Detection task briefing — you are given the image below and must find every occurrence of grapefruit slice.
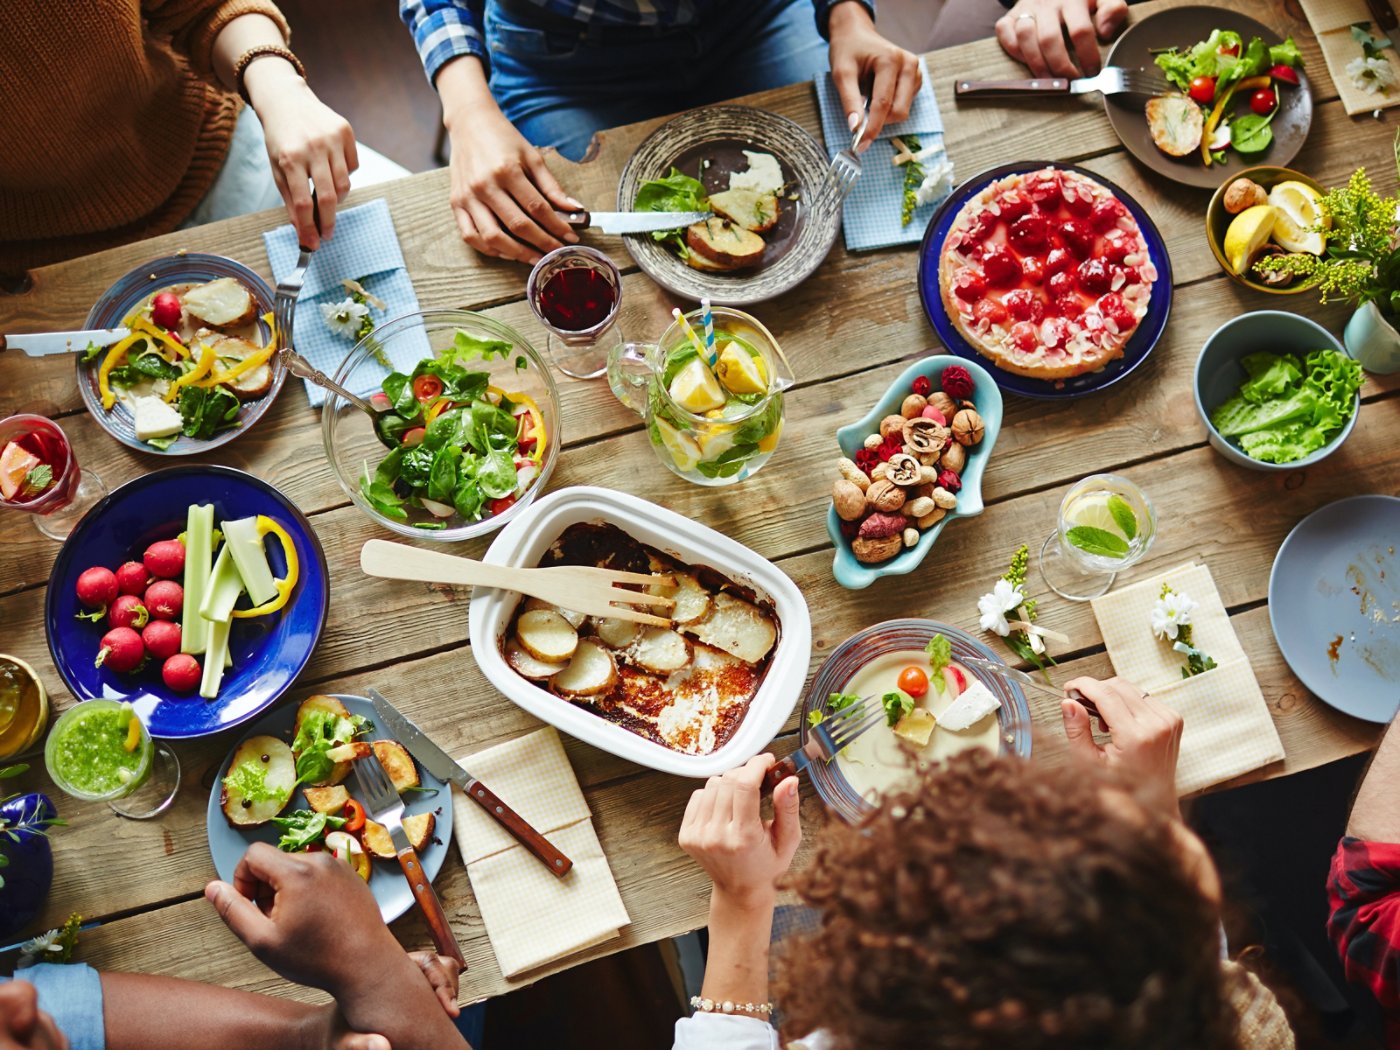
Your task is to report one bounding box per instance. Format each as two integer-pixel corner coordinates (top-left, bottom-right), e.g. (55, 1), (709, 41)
(0, 441), (41, 501)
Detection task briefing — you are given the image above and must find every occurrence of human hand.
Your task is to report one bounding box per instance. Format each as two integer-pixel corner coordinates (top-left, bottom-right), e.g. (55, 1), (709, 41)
(204, 842), (393, 996)
(1061, 676), (1183, 817)
(408, 951), (462, 1018)
(995, 0), (1128, 77)
(0, 982), (65, 1050)
(827, 1), (923, 150)
(245, 60), (358, 249)
(678, 753), (801, 912)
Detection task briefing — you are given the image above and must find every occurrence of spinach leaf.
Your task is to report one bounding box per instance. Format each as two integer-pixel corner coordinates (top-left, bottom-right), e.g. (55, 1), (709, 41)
(453, 474), (486, 521)
(634, 167), (708, 217)
(179, 385), (240, 439)
(270, 809), (346, 852)
(467, 400), (518, 453)
(423, 406), (466, 452)
(398, 444), (436, 489)
(382, 372), (422, 420)
(360, 447), (409, 520)
(109, 347), (182, 387)
(477, 447), (519, 499)
(427, 444), (463, 503)
(451, 330), (513, 363)
(1231, 109), (1277, 154)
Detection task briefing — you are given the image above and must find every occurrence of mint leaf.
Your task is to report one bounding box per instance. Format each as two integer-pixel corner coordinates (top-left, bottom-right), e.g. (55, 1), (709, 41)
(1066, 525), (1129, 558)
(20, 464), (53, 498)
(1106, 495), (1138, 541)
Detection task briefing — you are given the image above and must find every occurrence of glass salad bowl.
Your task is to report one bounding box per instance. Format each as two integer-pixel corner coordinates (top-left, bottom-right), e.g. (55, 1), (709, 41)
(321, 310), (562, 542)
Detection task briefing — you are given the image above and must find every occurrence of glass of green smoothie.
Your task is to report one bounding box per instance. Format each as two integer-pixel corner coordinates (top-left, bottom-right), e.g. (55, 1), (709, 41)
(44, 700), (180, 819)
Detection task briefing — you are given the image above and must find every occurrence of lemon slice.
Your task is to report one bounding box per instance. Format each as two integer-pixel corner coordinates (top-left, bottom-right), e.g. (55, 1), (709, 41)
(757, 417), (783, 454)
(1064, 492), (1136, 541)
(1222, 205), (1278, 275)
(1267, 181), (1328, 255)
(654, 417), (702, 472)
(714, 342), (768, 395)
(668, 357), (726, 413)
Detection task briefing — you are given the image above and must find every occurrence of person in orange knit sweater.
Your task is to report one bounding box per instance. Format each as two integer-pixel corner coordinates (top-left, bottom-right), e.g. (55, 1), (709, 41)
(0, 1), (386, 284)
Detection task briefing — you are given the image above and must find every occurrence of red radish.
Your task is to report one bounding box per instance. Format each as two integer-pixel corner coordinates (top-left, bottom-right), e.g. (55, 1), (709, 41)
(369, 392), (392, 412)
(151, 292), (183, 330)
(920, 406), (947, 426)
(943, 663), (968, 698)
(96, 627), (144, 673)
(162, 653), (201, 693)
(76, 566), (118, 610)
(144, 580), (183, 621)
(1269, 64), (1300, 86)
(401, 427), (426, 447)
(116, 561), (149, 596)
(109, 594), (149, 630)
(143, 539), (185, 579)
(142, 619), (182, 661)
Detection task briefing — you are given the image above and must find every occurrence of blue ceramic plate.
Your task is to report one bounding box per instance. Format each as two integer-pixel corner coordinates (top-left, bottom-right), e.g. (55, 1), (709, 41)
(81, 254), (282, 455)
(45, 466), (328, 738)
(206, 694), (453, 923)
(1268, 495), (1400, 723)
(917, 161), (1173, 400)
(828, 356), (1001, 590)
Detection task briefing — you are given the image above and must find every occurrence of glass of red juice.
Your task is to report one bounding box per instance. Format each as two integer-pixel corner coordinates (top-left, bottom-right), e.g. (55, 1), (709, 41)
(527, 246), (623, 379)
(0, 414), (106, 540)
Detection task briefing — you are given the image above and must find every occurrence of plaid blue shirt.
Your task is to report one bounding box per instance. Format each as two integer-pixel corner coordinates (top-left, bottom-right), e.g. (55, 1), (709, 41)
(400, 0), (871, 85)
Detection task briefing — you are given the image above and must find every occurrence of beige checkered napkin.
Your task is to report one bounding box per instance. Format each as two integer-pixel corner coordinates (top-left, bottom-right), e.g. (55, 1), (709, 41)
(1297, 0), (1400, 115)
(1090, 563), (1284, 795)
(452, 727), (630, 978)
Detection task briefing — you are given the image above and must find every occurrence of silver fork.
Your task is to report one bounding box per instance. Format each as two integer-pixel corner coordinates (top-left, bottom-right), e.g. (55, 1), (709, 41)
(354, 751), (465, 969)
(812, 102), (868, 221)
(272, 189), (317, 386)
(762, 693), (885, 793)
(954, 65), (1164, 99)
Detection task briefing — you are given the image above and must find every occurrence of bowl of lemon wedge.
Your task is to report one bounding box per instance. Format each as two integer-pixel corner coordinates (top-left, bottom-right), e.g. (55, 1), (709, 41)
(1207, 166), (1327, 295)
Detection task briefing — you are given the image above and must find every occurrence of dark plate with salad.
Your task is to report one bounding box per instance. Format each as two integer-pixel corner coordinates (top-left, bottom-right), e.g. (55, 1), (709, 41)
(206, 693), (452, 923)
(80, 254), (283, 455)
(1103, 7), (1311, 189)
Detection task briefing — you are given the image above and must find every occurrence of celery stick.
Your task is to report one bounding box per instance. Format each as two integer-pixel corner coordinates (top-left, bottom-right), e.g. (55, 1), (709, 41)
(180, 504), (215, 654)
(200, 617), (232, 699)
(221, 517), (278, 607)
(200, 544), (245, 624)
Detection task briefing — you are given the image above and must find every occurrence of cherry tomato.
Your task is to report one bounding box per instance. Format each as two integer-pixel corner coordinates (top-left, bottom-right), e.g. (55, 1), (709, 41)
(897, 666), (929, 698)
(412, 374), (443, 403)
(489, 495), (516, 516)
(1249, 87), (1277, 115)
(1188, 75), (1217, 104)
(1269, 64), (1300, 86)
(1218, 40), (1240, 57)
(401, 426), (426, 447)
(342, 798), (366, 833)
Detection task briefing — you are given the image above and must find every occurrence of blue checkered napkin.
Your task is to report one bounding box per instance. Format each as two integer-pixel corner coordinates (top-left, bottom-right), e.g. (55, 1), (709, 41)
(814, 59), (953, 252)
(263, 198), (431, 407)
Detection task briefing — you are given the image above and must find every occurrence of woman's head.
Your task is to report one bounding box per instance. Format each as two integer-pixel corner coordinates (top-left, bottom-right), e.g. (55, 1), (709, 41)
(777, 750), (1235, 1050)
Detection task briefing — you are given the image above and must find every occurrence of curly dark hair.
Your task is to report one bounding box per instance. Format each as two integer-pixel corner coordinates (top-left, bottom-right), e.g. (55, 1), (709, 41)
(775, 750), (1239, 1050)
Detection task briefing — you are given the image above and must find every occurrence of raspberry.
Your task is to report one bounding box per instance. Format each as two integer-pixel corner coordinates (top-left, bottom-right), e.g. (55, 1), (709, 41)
(911, 375), (932, 397)
(937, 469), (962, 493)
(940, 365), (974, 400)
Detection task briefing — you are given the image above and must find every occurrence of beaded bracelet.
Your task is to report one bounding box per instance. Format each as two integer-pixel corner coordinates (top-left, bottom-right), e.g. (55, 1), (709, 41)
(690, 995), (773, 1018)
(233, 44), (306, 104)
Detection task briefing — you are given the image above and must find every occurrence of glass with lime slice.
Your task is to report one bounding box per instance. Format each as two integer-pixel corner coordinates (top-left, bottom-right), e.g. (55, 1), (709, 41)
(44, 699), (181, 819)
(1039, 473), (1156, 601)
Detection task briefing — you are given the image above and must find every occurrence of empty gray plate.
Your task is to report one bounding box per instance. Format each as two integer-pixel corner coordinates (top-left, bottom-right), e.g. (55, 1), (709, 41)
(1268, 495), (1400, 723)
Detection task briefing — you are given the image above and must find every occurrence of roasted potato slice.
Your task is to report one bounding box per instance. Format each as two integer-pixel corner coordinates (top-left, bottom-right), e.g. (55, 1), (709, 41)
(220, 735), (295, 827)
(595, 616), (641, 649)
(516, 609), (580, 663)
(371, 739), (420, 793)
(629, 627), (692, 673)
(523, 596), (586, 629)
(182, 277), (258, 329)
(552, 639), (618, 697)
(1145, 95), (1203, 158)
(303, 785), (350, 815)
(361, 812), (436, 859)
(708, 188), (780, 233)
(684, 592), (776, 664)
(294, 694), (351, 738)
(506, 639), (568, 680)
(686, 218), (765, 269)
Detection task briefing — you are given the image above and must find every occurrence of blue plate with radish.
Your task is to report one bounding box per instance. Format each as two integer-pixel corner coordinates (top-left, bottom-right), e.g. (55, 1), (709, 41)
(45, 465), (329, 739)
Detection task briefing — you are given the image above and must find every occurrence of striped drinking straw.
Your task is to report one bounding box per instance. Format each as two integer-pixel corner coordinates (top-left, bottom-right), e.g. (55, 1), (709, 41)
(700, 298), (716, 366)
(671, 307), (707, 357)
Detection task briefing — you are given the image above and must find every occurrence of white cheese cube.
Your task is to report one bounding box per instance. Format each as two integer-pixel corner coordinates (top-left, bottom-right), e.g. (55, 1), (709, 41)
(939, 680), (1002, 732)
(132, 396), (183, 441)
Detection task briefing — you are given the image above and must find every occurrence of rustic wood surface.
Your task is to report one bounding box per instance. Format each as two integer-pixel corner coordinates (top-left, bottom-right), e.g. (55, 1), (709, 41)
(1, 0), (1396, 1006)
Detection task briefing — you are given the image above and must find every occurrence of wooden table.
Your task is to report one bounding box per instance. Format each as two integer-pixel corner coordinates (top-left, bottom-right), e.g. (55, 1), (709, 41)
(1, 0), (1395, 1006)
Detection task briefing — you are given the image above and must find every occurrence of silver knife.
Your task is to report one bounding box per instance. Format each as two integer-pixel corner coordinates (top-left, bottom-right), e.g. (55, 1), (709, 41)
(557, 209), (712, 234)
(961, 655), (1101, 720)
(367, 688), (573, 878)
(1, 327), (130, 358)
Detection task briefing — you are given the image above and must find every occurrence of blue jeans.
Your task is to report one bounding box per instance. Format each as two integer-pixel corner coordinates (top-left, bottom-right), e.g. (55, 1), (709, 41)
(485, 0), (831, 160)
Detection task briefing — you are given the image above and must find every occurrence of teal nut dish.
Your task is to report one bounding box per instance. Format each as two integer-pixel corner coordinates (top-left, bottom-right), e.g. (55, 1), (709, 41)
(828, 356), (1002, 590)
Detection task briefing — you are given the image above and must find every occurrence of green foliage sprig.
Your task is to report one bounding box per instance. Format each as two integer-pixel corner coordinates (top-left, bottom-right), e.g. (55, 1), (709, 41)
(0, 764), (65, 890)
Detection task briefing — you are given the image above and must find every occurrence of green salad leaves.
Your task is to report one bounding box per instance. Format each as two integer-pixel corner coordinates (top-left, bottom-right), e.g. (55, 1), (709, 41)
(1154, 30), (1299, 96)
(1209, 349), (1362, 464)
(271, 809), (347, 852)
(634, 167), (709, 255)
(291, 709), (372, 787)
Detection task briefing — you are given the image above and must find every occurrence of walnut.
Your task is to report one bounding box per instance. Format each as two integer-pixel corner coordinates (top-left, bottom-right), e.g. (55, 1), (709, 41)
(1223, 177), (1268, 214)
(900, 394), (928, 419)
(858, 512), (906, 540)
(902, 417), (950, 456)
(852, 534), (903, 564)
(1251, 245), (1296, 288)
(927, 392), (956, 418)
(952, 408), (985, 446)
(833, 479), (866, 521)
(879, 414), (908, 440)
(886, 453), (922, 486)
(940, 442), (967, 474)
(865, 479), (906, 512)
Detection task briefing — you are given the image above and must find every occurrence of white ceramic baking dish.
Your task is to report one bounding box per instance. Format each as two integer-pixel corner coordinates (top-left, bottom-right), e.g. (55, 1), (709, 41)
(468, 485), (812, 777)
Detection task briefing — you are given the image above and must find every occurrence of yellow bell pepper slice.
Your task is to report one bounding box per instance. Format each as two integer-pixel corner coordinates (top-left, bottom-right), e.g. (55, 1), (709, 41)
(505, 391), (547, 464)
(1201, 75), (1271, 167)
(130, 317), (189, 359)
(423, 397), (449, 427)
(164, 342), (217, 403)
(202, 344), (275, 388)
(230, 516), (299, 619)
(97, 333), (147, 410)
(122, 713), (142, 753)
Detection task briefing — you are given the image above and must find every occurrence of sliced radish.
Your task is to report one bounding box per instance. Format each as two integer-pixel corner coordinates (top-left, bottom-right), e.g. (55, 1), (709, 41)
(943, 662), (969, 698)
(515, 463), (540, 493)
(420, 496), (455, 518)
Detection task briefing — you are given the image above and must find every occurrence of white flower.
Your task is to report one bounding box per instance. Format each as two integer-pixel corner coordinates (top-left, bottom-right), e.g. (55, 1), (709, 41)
(1150, 590), (1197, 641)
(1347, 55), (1397, 95)
(978, 578), (1025, 637)
(320, 298), (369, 338)
(17, 929), (62, 968)
(915, 157), (954, 207)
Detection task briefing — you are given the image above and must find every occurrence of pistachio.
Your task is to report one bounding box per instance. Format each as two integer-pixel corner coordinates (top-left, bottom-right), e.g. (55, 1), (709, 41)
(907, 496), (935, 518)
(952, 408), (985, 446)
(833, 479), (866, 521)
(879, 414), (908, 440)
(863, 433), (883, 450)
(902, 527), (920, 548)
(903, 417), (949, 456)
(917, 508), (947, 529)
(928, 391), (957, 418)
(886, 452), (922, 486)
(852, 534), (903, 564)
(940, 442), (967, 473)
(836, 457), (871, 491)
(932, 486), (958, 510)
(901, 393), (928, 419)
(865, 479), (906, 512)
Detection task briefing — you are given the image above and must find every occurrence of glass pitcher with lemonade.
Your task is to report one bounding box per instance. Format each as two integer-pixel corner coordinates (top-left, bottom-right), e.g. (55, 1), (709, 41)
(607, 307), (791, 486)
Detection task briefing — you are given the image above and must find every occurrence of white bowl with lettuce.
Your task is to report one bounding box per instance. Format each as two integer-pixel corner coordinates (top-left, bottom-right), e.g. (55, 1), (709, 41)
(1194, 310), (1362, 470)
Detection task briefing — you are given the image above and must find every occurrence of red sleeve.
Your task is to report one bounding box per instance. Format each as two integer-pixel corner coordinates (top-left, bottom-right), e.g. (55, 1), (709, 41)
(1327, 836), (1400, 1013)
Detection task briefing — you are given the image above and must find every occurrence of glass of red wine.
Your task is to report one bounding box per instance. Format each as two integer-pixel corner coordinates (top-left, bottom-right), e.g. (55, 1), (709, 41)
(527, 246), (623, 379)
(0, 415), (106, 540)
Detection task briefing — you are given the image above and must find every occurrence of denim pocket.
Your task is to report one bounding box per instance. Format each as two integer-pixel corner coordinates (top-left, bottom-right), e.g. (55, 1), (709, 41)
(485, 6), (583, 62)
